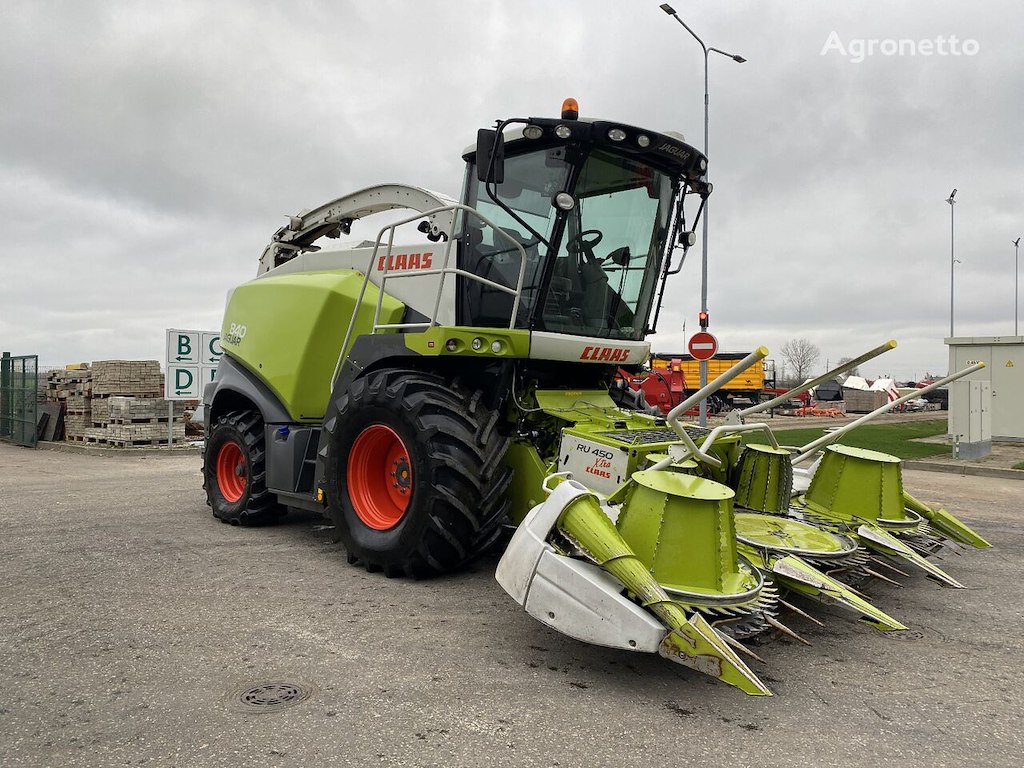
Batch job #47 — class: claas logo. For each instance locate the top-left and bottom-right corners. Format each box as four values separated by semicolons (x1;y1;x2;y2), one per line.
376;252;434;271
580;346;631;362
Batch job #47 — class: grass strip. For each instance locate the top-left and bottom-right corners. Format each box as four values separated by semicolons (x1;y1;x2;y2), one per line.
743;419;949;460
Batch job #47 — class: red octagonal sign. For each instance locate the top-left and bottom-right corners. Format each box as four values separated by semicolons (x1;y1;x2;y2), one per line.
687;331;718;361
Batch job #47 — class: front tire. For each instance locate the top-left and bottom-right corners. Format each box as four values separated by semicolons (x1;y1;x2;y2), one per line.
203;410;283;525
320;369;511;578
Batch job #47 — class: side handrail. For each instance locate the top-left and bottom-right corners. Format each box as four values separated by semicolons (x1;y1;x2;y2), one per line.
333;204;528;389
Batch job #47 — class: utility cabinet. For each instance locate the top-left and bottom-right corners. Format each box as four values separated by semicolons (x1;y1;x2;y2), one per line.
946;336;1024;442
949;380;991;458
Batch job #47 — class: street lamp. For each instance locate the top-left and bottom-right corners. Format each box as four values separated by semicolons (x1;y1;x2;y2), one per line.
660;3;745;426
946;188;957;338
1015;236;1021;336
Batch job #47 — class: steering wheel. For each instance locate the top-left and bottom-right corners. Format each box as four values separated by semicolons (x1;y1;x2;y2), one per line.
565;229;604;263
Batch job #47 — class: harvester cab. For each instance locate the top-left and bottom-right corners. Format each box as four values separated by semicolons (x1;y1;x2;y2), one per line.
203;101;991;697
459;99;708;344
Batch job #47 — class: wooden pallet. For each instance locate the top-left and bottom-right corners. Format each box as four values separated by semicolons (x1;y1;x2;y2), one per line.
106;438;178;448
91;392;162;400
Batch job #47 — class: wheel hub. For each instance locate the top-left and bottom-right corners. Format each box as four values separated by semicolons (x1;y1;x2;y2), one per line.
347;424;413;531
216;441;247;503
391;457;411;493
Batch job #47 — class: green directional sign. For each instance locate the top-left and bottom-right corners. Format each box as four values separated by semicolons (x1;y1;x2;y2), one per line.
202;332;222;364
169;366;200;398
165;328;219;400
167;330;200;364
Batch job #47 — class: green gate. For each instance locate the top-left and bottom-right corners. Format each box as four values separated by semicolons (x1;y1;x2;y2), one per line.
1;352;39;448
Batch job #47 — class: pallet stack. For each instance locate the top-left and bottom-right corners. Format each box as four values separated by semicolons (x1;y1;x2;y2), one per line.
92;360;163;397
65;392;93;439
106;395;185;446
45;366;92;403
46;361;187;446
46;367;93;441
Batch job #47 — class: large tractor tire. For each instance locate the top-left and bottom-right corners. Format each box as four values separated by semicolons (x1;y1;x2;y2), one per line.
320;368;512;578
203;410;283;526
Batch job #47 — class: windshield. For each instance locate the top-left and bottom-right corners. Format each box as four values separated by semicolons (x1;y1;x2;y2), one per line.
460;146;675;340
544;150;674;339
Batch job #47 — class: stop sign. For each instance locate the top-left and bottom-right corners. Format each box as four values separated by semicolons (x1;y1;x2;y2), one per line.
687;331;718;361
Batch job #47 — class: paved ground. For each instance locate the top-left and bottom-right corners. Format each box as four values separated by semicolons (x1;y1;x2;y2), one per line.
1;442;1022;767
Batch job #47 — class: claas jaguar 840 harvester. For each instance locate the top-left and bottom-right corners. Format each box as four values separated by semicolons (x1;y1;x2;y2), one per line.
201;100;989;696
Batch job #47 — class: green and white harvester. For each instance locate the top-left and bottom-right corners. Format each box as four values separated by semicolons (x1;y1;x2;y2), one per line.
201;100;990;696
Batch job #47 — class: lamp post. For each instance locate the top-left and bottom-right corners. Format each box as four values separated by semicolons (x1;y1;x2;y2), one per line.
1015;237;1021;336
946;189;957;338
660;4;744;426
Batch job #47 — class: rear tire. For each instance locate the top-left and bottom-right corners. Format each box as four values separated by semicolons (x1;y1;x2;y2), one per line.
320;368;511;577
203;410;283;526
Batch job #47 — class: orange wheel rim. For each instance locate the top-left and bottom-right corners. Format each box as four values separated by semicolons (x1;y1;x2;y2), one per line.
347;424;413;530
216;441;247;502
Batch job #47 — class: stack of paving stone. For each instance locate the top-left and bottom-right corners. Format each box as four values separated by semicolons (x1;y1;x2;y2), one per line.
46;361;186;446
92;360;163;397
106;395;185;446
91;396;110;428
64;393;93;441
45;366;91;403
46;367;93;441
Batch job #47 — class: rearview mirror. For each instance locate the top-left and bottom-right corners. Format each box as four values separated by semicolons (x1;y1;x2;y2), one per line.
476;129;505;184
607;246;631;266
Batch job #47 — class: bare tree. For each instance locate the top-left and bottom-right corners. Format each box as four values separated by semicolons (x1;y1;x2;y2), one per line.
837;356;860;376
780;338;820;382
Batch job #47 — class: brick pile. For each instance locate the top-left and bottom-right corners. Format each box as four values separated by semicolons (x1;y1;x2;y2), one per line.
45;361;187;446
45;367;92;403
92;360;163;396
46;368;93;440
106;396;185;446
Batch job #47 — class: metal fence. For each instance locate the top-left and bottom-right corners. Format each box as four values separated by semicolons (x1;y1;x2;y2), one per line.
1;352;39;448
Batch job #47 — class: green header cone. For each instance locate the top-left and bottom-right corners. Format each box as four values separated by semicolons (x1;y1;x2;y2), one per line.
617;471;745;596
732;443;794;513
802;445;910;526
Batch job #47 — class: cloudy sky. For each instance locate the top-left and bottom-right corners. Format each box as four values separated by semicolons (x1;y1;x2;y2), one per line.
2;0;1021;381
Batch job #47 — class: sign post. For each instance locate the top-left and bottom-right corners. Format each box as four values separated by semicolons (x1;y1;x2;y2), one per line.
164;328;221;446
688;332;718;426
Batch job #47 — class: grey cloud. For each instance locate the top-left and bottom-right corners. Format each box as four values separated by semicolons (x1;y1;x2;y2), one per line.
0;0;1020;377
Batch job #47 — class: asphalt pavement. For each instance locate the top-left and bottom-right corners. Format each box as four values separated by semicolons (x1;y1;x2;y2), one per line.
1;443;1021;767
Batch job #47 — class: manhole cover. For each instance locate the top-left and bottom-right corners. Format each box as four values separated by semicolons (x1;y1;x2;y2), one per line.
229;680;314;713
885;629;926;642
884;626;944;643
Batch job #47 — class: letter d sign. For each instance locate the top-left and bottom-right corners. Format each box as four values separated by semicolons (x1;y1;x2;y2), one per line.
176;368;194;390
